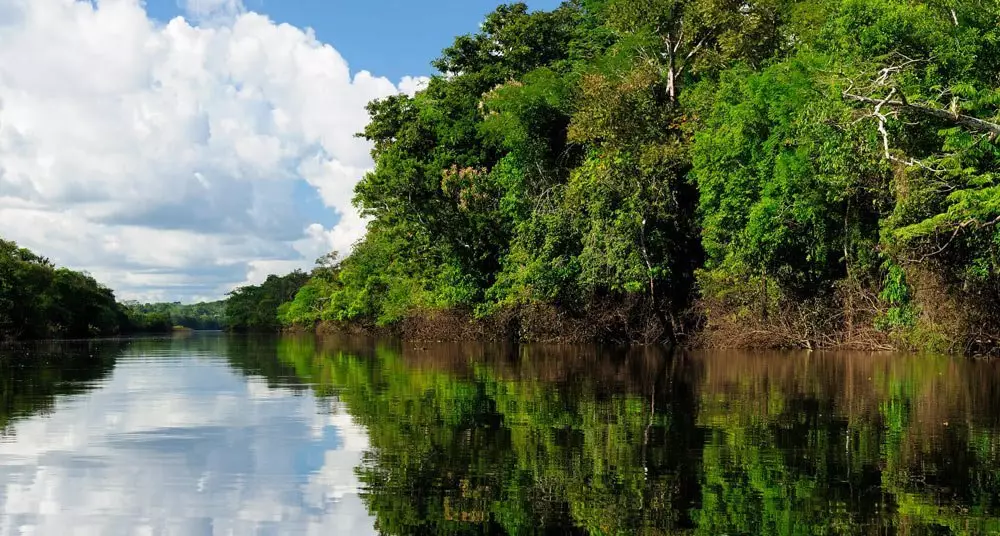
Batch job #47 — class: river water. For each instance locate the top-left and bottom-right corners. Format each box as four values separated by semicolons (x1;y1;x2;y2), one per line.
0;333;999;535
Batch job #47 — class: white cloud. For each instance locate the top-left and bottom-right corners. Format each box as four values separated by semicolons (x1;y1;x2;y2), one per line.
399;75;431;96
0;0;422;302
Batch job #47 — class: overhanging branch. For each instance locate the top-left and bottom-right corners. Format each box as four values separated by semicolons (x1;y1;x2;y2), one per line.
844;91;1000;136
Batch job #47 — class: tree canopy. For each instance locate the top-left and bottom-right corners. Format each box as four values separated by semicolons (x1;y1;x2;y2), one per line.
226;271;311;332
273;0;1000;352
0;239;126;340
1;238;228;340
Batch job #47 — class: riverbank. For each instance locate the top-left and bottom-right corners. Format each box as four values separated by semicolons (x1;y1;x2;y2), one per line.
281;295;998;355
285;307;657;345
283;305;901;351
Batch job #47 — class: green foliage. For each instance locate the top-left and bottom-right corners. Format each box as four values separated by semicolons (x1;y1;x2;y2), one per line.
264;0;1000;348
9;0;1000;347
277;276;332;327
0;238;234;339
123;301;227;332
0;239;127;340
689;53;889;313
877;260;916;331
226;271;310;332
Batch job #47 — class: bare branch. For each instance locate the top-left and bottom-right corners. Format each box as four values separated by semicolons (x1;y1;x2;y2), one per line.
854;88;948;172
873;56;924;86
673;37;707;84
844;92;1000;136
873;88;896;160
684;37;706;61
908;214;1000;263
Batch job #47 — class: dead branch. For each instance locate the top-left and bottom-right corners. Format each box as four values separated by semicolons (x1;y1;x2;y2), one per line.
844;91;1000;136
907;213;1000;263
857;88;948;172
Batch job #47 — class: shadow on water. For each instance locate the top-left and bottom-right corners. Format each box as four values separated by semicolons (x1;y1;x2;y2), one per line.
0;339;123;436
262;336;1000;536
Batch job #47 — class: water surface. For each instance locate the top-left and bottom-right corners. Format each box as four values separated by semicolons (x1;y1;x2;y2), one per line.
1;334;999;535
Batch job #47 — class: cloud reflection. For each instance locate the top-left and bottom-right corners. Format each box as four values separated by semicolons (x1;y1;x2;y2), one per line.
0;353;376;535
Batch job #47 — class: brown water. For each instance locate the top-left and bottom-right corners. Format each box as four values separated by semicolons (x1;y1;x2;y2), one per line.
1;334;999;535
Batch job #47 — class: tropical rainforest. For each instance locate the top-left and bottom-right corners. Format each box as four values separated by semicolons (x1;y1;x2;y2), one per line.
1;239;128;340
262;0;1000;353
226;271;311;332
0;238;226;340
8;0;1000;352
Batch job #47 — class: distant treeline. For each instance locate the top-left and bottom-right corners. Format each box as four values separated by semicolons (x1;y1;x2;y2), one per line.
254;0;1000;353
224;271;310;332
122;301;227;332
1;239;226;341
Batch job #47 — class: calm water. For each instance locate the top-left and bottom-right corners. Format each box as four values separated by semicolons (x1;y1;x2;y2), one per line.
0;334;999;534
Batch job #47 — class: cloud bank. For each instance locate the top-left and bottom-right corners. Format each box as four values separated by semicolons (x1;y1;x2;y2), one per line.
0;0;428;302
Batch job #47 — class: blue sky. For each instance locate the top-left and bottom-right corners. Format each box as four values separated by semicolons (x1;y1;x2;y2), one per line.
144;0;564;80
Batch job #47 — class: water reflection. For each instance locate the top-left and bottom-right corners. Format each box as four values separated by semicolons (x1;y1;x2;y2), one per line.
276;338;1000;535
2;335;1000;535
0;335;374;535
0;339;120;437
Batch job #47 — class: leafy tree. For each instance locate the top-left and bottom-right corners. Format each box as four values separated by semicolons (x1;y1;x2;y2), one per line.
688;53;889;333
265;0;1000;350
226;271;310;332
0;239;127;340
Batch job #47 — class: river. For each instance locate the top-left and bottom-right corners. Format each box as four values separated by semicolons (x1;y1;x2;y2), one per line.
0;333;998;534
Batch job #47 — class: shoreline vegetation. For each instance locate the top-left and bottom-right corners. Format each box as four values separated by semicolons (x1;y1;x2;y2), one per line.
9;1;1000;355
0;239;226;341
262;0;1000;355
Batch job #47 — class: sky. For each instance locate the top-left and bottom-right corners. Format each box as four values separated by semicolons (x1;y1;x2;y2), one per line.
0;0;560;303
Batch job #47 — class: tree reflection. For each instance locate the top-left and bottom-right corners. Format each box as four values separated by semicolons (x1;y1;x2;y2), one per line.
0;339;121;436
269;338;1000;535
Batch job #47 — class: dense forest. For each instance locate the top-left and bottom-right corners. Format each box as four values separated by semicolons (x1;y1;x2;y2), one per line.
225;271;310;332
262;0;1000;352
9;0;1000;351
1;239;128;340
1;238;226;340
122;301;227;332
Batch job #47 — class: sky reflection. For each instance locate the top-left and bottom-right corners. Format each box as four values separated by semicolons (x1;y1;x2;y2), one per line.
0;349;375;535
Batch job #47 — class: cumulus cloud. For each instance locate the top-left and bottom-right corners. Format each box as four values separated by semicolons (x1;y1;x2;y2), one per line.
0;348;377;534
398;75;431;96
0;0;425;301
